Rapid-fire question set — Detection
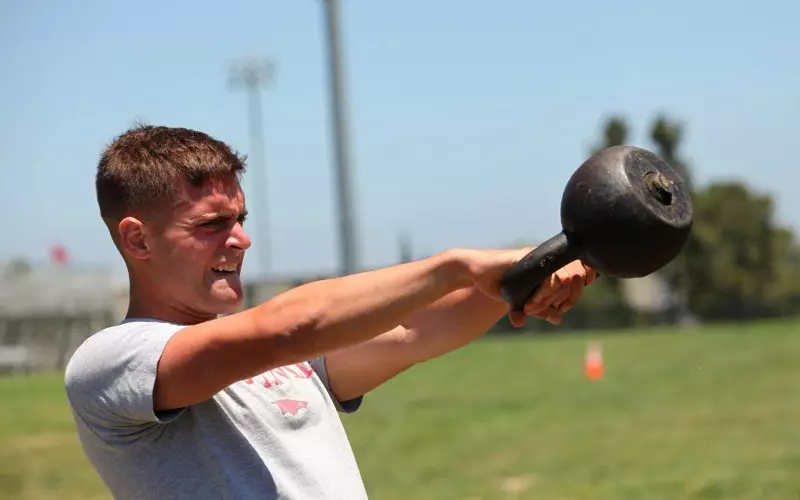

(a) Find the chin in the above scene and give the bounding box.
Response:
[218,292,246,310]
[205,280,245,312]
[210,288,242,305]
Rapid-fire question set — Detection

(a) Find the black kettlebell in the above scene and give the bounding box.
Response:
[499,145,694,312]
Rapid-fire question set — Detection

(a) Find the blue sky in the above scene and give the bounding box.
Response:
[1,0,798,280]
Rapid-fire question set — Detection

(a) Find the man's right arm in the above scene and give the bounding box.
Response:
[153,249,478,412]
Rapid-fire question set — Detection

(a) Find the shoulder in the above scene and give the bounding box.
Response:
[64,320,185,405]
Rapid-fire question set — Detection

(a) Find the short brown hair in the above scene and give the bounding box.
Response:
[96,124,247,222]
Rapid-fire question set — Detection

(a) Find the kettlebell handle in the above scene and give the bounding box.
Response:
[499,233,581,312]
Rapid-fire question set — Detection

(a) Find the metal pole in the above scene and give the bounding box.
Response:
[322,0,359,276]
[246,83,269,278]
[228,58,274,279]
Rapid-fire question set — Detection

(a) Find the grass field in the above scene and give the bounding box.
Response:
[1,319,799,499]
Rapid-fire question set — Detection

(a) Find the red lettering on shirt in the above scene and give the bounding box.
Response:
[242,363,317,391]
[294,363,315,379]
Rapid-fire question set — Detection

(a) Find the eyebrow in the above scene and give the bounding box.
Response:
[192,208,248,223]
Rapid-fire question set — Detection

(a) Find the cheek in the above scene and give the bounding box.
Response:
[179,231,228,265]
[159,232,217,266]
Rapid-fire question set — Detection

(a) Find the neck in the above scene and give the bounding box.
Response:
[126,276,216,326]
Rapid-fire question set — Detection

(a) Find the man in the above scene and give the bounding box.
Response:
[64,124,596,499]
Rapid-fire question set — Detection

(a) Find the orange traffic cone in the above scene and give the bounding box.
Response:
[585,341,604,381]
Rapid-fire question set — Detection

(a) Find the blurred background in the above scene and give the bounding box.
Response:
[1,1,798,499]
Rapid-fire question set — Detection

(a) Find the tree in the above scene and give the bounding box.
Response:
[769,227,800,315]
[649,114,694,192]
[687,182,800,319]
[591,115,629,156]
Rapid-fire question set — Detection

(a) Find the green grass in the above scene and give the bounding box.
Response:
[0,373,110,500]
[2,319,799,499]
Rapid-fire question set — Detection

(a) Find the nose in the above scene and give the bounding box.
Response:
[227,222,252,251]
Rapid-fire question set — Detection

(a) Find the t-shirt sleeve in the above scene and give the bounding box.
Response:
[308,356,363,414]
[64,322,187,441]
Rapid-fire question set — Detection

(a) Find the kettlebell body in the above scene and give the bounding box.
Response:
[561,145,693,278]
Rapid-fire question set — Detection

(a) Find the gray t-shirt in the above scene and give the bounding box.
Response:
[64,318,369,500]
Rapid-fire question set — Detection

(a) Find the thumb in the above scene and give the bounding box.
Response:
[509,310,526,328]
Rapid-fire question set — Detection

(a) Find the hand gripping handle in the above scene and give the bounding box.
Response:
[498,232,581,312]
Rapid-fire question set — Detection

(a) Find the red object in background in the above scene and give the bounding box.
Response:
[50,244,70,265]
[585,342,604,381]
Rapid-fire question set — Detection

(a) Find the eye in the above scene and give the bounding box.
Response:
[200,219,228,229]
[238,214,248,226]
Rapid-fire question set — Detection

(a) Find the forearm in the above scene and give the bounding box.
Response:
[323,286,508,402]
[400,285,508,363]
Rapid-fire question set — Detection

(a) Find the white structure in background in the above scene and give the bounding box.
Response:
[622,272,699,328]
[621,274,671,314]
[0,259,129,374]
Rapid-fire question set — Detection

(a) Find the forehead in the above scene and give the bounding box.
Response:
[171,177,246,217]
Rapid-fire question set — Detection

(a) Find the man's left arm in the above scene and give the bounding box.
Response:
[323,259,594,402]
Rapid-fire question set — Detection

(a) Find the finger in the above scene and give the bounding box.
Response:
[558,276,585,314]
[509,310,526,328]
[526,302,551,316]
[533,268,574,305]
[583,265,598,285]
[529,273,558,305]
[545,286,572,312]
[546,307,562,325]
[528,261,586,311]
[528,304,562,324]
[525,292,553,314]
[529,307,554,320]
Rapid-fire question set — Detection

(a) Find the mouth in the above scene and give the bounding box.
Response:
[211,263,241,277]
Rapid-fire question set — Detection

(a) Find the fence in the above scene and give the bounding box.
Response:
[0,312,117,374]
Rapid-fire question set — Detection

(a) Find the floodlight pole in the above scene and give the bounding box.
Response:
[228,58,275,278]
[321,0,359,276]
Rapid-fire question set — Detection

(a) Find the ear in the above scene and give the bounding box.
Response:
[118,216,150,260]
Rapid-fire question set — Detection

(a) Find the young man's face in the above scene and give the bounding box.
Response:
[138,175,251,320]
